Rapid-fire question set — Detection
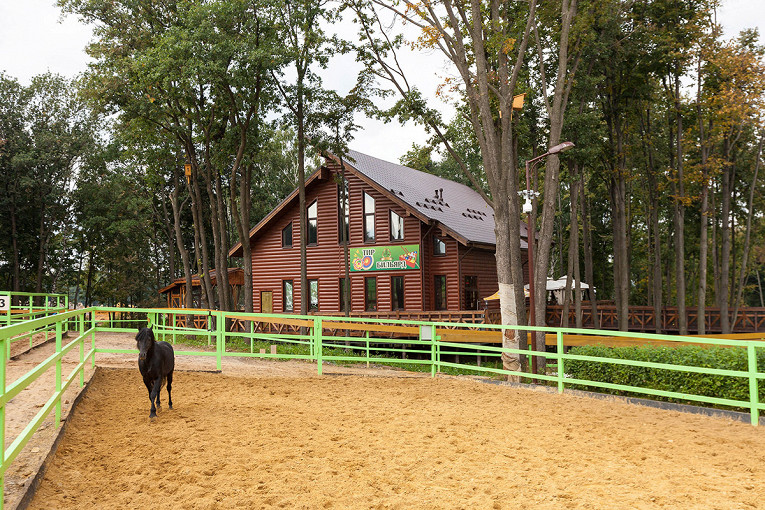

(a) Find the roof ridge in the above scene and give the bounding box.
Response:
[347,149,483,192]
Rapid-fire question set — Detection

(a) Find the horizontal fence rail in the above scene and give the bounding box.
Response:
[0,306,763,509]
[0,292,70,362]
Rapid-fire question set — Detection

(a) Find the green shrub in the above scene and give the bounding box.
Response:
[565,344,765,409]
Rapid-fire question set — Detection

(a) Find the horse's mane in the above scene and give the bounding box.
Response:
[136,327,154,343]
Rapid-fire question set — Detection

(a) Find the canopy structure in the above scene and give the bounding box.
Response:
[483,275,593,303]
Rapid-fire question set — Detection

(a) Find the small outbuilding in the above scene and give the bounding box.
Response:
[159,268,244,309]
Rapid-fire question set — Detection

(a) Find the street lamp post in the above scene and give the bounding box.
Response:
[521,141,574,375]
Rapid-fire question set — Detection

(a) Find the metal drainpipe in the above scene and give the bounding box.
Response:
[458,244,475,311]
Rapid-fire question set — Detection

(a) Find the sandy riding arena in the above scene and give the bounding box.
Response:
[25,366,765,509]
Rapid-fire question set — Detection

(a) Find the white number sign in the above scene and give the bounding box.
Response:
[0,294,9,312]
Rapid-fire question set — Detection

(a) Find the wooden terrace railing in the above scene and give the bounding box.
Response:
[161,305,765,335]
[542,305,765,333]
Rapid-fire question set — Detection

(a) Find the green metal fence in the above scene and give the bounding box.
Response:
[0,292,69,361]
[0,306,763,509]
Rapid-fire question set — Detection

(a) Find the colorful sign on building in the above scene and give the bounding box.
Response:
[349,245,420,272]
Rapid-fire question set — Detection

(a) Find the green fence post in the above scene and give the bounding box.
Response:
[207,312,212,347]
[0,335,6,510]
[433,325,440,370]
[366,331,370,368]
[216,313,224,372]
[55,320,62,429]
[250,320,254,354]
[557,331,565,394]
[315,317,323,375]
[91,317,96,369]
[748,345,760,426]
[426,326,435,377]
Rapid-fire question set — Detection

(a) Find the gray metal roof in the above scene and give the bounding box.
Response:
[343,150,528,248]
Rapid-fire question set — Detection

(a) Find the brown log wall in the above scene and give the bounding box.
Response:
[250,165,425,313]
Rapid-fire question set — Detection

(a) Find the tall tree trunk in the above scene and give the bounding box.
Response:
[201,136,227,311]
[580,172,598,328]
[10,198,21,292]
[697,111,711,334]
[230,155,253,313]
[561,165,580,328]
[612,165,629,331]
[532,0,578,369]
[73,244,84,307]
[732,136,763,323]
[85,247,96,307]
[207,161,232,311]
[672,70,687,334]
[170,166,194,310]
[158,197,176,281]
[720,137,732,333]
[712,181,721,310]
[188,155,215,309]
[297,86,309,316]
[639,104,663,333]
[35,210,51,296]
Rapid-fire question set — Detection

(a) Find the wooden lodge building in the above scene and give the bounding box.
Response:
[228,150,530,316]
[159,268,244,309]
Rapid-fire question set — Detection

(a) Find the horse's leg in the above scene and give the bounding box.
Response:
[149,377,162,418]
[156,377,163,409]
[167,372,173,410]
[144,378,156,418]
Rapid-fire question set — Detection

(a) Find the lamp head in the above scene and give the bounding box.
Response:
[548,141,575,155]
[522,197,532,214]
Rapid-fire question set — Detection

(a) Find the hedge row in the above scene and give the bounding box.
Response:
[564,345,765,409]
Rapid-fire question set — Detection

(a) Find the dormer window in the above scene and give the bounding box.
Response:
[390,210,404,241]
[307,200,318,245]
[338,179,349,244]
[433,236,446,256]
[363,192,375,243]
[282,222,293,248]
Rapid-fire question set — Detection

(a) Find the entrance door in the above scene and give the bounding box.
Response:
[261,291,273,313]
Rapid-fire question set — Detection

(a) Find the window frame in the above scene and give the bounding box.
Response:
[283,280,293,313]
[338,179,350,245]
[391,275,405,311]
[433,235,446,256]
[464,275,479,310]
[307,200,318,246]
[281,222,293,248]
[309,279,319,312]
[389,210,404,241]
[364,276,377,311]
[363,191,376,243]
[434,275,447,311]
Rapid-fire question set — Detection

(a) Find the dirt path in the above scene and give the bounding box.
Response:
[6,331,765,509]
[24,368,765,510]
[2,331,422,509]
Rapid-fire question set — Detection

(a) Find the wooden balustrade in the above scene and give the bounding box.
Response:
[165,305,765,335]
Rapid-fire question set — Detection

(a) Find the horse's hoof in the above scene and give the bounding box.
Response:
[169,404,173,409]
[150,412,157,418]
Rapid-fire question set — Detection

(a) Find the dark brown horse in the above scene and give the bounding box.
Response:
[136,327,175,418]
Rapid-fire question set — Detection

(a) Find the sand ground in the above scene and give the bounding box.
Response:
[5,331,765,509]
